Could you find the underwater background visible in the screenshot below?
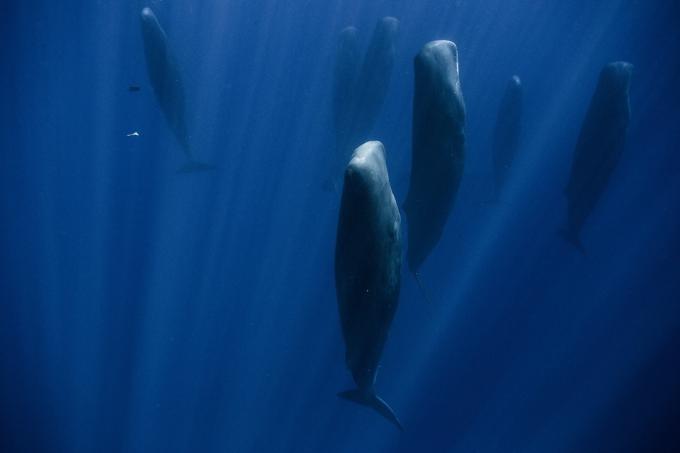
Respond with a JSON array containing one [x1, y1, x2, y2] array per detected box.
[[1, 0, 679, 452]]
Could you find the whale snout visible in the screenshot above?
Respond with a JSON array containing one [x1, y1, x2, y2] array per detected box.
[[603, 61, 634, 92], [140, 7, 156, 23], [381, 16, 399, 31]]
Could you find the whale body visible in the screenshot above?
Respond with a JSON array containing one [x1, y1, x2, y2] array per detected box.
[[327, 18, 399, 190], [351, 17, 399, 144], [331, 26, 361, 182], [140, 8, 212, 172], [562, 61, 633, 251], [403, 40, 466, 274], [492, 75, 522, 200], [335, 141, 403, 431]]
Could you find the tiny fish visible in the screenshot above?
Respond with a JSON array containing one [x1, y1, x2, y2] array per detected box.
[[128, 85, 141, 92]]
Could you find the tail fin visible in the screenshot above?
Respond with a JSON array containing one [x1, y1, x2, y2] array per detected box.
[[338, 389, 403, 432], [177, 160, 216, 174], [558, 228, 586, 254], [412, 271, 433, 304]]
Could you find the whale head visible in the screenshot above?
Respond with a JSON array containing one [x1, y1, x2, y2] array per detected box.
[[602, 61, 633, 94], [140, 7, 157, 24], [140, 7, 164, 35]]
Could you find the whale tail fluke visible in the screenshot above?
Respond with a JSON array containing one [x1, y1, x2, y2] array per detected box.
[[558, 228, 586, 254], [338, 389, 404, 432], [177, 160, 216, 174]]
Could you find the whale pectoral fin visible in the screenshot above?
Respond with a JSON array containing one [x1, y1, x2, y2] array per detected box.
[[177, 160, 216, 174], [338, 389, 404, 432]]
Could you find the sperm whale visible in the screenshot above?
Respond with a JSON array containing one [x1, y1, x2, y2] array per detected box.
[[140, 7, 213, 172], [335, 141, 403, 431]]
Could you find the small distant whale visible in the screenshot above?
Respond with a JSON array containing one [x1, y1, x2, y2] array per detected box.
[[329, 26, 361, 190], [128, 85, 141, 92], [327, 18, 399, 191], [403, 40, 466, 274], [351, 17, 399, 144], [140, 7, 212, 172], [492, 75, 522, 200], [561, 61, 633, 251], [335, 141, 403, 431]]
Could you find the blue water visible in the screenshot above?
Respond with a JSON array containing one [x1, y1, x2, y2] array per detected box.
[[2, 1, 679, 452]]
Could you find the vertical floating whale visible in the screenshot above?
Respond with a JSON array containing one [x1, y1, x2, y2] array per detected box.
[[403, 41, 466, 274], [351, 17, 400, 143], [335, 141, 403, 431], [562, 61, 633, 251], [140, 7, 212, 172], [492, 75, 522, 200], [327, 18, 399, 190], [330, 26, 361, 186]]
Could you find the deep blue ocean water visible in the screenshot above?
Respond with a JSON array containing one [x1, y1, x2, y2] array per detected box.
[[1, 1, 679, 452]]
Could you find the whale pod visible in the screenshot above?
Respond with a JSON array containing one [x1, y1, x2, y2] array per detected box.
[[327, 18, 399, 190]]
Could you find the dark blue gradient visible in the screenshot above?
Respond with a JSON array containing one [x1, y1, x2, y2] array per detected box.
[[1, 1, 679, 452]]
